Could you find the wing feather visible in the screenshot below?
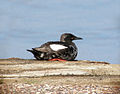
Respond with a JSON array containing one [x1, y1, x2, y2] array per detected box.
[[50, 44, 68, 51]]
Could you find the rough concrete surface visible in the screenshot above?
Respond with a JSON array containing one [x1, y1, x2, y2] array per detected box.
[[0, 59, 120, 94]]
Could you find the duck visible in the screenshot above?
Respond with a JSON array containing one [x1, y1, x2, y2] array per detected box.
[[27, 33, 83, 61]]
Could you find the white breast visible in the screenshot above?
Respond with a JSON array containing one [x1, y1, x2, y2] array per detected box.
[[50, 44, 68, 51]]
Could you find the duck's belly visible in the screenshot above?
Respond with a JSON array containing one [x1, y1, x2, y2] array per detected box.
[[34, 45, 77, 61], [54, 46, 78, 61], [34, 50, 77, 61]]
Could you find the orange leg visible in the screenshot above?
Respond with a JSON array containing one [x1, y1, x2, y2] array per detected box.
[[49, 58, 67, 61]]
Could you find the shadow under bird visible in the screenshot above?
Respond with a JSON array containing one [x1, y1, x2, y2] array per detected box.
[[27, 33, 83, 61]]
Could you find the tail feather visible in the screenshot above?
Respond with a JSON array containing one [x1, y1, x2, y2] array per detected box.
[[27, 49, 34, 53], [27, 49, 50, 60], [27, 49, 43, 60]]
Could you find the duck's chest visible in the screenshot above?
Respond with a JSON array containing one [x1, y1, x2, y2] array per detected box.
[[69, 44, 77, 56]]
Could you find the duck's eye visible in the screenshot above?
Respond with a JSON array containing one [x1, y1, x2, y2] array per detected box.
[[71, 37, 74, 40]]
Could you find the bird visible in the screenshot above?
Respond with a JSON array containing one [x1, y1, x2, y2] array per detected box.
[[27, 33, 83, 61]]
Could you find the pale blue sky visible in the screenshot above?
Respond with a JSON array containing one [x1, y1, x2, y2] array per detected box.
[[0, 0, 120, 63]]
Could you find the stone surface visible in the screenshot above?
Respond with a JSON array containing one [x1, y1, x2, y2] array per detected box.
[[0, 59, 120, 78], [0, 59, 120, 93]]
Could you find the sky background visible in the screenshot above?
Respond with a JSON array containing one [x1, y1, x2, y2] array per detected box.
[[0, 0, 120, 64]]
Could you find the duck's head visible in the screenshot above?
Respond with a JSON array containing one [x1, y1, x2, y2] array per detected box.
[[60, 33, 83, 42]]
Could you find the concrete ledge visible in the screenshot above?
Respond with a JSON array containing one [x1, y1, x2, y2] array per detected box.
[[0, 59, 120, 78], [0, 59, 120, 94]]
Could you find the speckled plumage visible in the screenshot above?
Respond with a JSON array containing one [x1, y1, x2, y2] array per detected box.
[[27, 33, 82, 61]]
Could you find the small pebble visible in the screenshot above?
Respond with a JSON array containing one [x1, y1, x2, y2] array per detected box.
[[0, 83, 120, 94]]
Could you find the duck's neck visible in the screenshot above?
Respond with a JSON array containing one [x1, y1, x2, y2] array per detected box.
[[60, 39, 71, 43], [60, 40, 75, 45]]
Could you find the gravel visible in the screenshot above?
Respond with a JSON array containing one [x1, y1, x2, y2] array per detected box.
[[0, 83, 120, 94]]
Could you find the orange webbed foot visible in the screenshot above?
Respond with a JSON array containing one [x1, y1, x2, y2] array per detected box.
[[49, 58, 67, 61]]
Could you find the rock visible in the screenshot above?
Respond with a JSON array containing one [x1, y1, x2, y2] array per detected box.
[[0, 59, 120, 93]]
